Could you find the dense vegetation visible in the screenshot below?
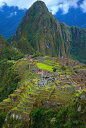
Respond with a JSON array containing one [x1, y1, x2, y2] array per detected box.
[[30, 99, 86, 128], [1, 46, 24, 60], [0, 35, 24, 61], [0, 60, 20, 101]]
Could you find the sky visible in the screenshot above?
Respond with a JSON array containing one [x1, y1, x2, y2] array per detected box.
[[0, 0, 86, 14]]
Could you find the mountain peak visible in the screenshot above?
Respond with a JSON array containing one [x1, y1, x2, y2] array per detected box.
[[32, 0, 46, 6], [31, 1, 47, 7], [28, 0, 48, 13], [11, 1, 86, 63]]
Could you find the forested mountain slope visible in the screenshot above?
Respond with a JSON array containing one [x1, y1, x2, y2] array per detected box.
[[10, 1, 86, 63]]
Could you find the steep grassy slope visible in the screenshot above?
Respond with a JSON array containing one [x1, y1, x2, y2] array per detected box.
[[10, 1, 86, 63]]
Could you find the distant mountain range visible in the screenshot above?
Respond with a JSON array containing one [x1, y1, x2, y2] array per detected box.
[[55, 7, 86, 28], [0, 4, 86, 39], [0, 4, 26, 39]]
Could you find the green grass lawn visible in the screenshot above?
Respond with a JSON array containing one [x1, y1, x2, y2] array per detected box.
[[37, 63, 53, 72]]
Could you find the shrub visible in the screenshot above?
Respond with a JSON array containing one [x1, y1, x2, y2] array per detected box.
[[1, 46, 24, 60], [0, 112, 7, 128]]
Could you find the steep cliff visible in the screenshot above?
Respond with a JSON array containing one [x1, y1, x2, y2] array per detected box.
[[11, 1, 86, 63]]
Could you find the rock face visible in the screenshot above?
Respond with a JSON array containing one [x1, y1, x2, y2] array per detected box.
[[0, 35, 5, 58], [11, 1, 86, 63]]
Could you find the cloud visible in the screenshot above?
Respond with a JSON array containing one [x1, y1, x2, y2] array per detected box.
[[80, 0, 86, 12], [46, 0, 79, 14], [0, 0, 81, 14], [7, 11, 17, 18]]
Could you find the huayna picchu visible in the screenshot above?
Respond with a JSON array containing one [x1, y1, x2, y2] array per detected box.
[[0, 1, 86, 128], [10, 1, 86, 63]]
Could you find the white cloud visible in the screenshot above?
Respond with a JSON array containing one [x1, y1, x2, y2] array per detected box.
[[80, 0, 86, 12], [0, 0, 80, 14], [7, 11, 17, 18]]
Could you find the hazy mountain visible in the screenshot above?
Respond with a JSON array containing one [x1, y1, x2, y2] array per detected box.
[[55, 7, 86, 28], [0, 4, 26, 39]]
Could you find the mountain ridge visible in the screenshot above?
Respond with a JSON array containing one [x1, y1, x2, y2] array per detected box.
[[10, 1, 86, 63], [0, 3, 86, 38]]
